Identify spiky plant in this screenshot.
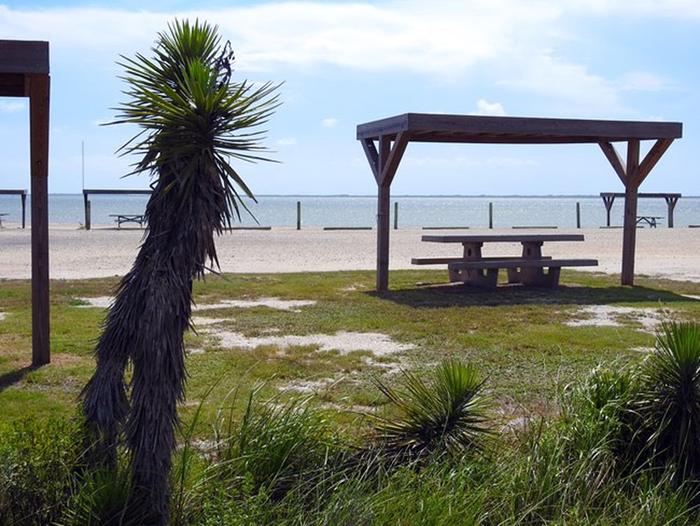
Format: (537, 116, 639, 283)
(637, 321, 700, 483)
(81, 19, 279, 524)
(372, 360, 491, 463)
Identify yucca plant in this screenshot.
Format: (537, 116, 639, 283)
(637, 321, 700, 484)
(371, 360, 491, 463)
(80, 19, 280, 524)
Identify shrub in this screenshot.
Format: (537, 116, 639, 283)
(371, 360, 490, 463)
(0, 417, 85, 526)
(637, 321, 700, 483)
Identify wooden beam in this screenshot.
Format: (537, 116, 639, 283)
(379, 131, 409, 186)
(665, 195, 680, 228)
(638, 138, 674, 183)
(28, 73, 50, 366)
(621, 139, 640, 286)
(599, 141, 627, 184)
(360, 139, 379, 182)
(376, 136, 392, 292)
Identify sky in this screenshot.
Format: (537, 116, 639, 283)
(0, 0, 698, 196)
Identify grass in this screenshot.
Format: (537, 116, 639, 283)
(1, 268, 700, 435)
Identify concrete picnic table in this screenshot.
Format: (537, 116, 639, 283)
(414, 233, 598, 288)
(109, 214, 146, 228)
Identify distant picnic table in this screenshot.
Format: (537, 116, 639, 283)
(636, 215, 663, 228)
(412, 233, 598, 289)
(109, 214, 146, 229)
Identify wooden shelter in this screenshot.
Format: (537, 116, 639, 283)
(0, 189, 27, 228)
(357, 113, 682, 291)
(0, 40, 50, 365)
(82, 188, 152, 229)
(600, 192, 681, 228)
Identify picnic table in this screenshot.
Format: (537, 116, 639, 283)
(636, 215, 663, 228)
(412, 234, 598, 289)
(109, 214, 146, 228)
(0, 213, 8, 228)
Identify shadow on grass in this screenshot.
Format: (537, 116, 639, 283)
(370, 283, 698, 309)
(0, 364, 39, 394)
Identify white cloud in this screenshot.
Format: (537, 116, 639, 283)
(0, 100, 27, 113)
(471, 99, 506, 116)
(321, 117, 338, 128)
(0, 1, 684, 118)
(276, 137, 297, 146)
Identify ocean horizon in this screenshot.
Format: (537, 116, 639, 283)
(1, 194, 699, 229)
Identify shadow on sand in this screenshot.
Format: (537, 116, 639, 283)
(370, 283, 698, 309)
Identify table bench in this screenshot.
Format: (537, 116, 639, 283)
(415, 234, 598, 289)
(109, 214, 146, 228)
(0, 213, 8, 228)
(636, 215, 663, 228)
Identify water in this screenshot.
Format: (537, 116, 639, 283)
(0, 194, 699, 228)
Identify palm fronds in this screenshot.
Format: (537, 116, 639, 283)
(371, 360, 491, 462)
(637, 321, 700, 483)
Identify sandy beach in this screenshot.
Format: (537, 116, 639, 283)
(0, 225, 699, 282)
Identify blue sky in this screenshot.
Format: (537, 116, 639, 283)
(0, 0, 698, 195)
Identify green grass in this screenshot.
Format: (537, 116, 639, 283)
(1, 269, 699, 434)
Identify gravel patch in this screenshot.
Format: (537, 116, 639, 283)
(279, 378, 337, 394)
(194, 298, 315, 312)
(209, 329, 414, 356)
(565, 305, 667, 333)
(76, 296, 114, 308)
(191, 317, 228, 326)
(0, 311, 5, 322)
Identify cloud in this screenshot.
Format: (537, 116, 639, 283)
(0, 100, 27, 113)
(321, 117, 338, 128)
(0, 1, 683, 117)
(276, 137, 297, 146)
(470, 99, 506, 116)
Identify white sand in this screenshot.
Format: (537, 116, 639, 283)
(209, 329, 415, 356)
(564, 305, 667, 333)
(1, 226, 700, 282)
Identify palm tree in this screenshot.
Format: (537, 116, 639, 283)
(81, 19, 280, 524)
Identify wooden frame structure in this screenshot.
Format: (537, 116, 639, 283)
(0, 41, 50, 364)
(600, 192, 681, 228)
(357, 113, 682, 291)
(82, 188, 152, 229)
(0, 189, 27, 228)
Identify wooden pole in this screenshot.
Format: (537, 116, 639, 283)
(29, 73, 50, 366)
(376, 137, 391, 292)
(83, 191, 90, 230)
(621, 140, 640, 286)
(576, 202, 581, 229)
(296, 200, 301, 230)
(21, 192, 26, 229)
(665, 196, 679, 228)
(488, 202, 493, 229)
(394, 201, 398, 230)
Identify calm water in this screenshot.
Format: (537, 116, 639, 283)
(1, 194, 699, 228)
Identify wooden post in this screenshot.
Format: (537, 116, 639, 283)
(601, 194, 615, 227)
(296, 200, 301, 230)
(488, 202, 493, 229)
(621, 140, 640, 286)
(376, 137, 391, 292)
(576, 202, 581, 229)
(83, 191, 90, 230)
(394, 201, 398, 230)
(29, 73, 50, 366)
(665, 196, 679, 228)
(21, 191, 26, 228)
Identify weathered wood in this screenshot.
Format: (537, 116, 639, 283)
(28, 73, 50, 366)
(360, 139, 379, 182)
(422, 234, 584, 243)
(639, 139, 674, 181)
(488, 202, 493, 229)
(448, 258, 598, 270)
(576, 202, 581, 229)
(412, 256, 553, 265)
(665, 195, 679, 228)
(394, 202, 398, 230)
(376, 137, 391, 292)
(0, 41, 49, 75)
(358, 113, 682, 142)
(379, 132, 409, 186)
(296, 200, 301, 230)
(621, 140, 640, 286)
(601, 193, 616, 227)
(599, 142, 627, 184)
